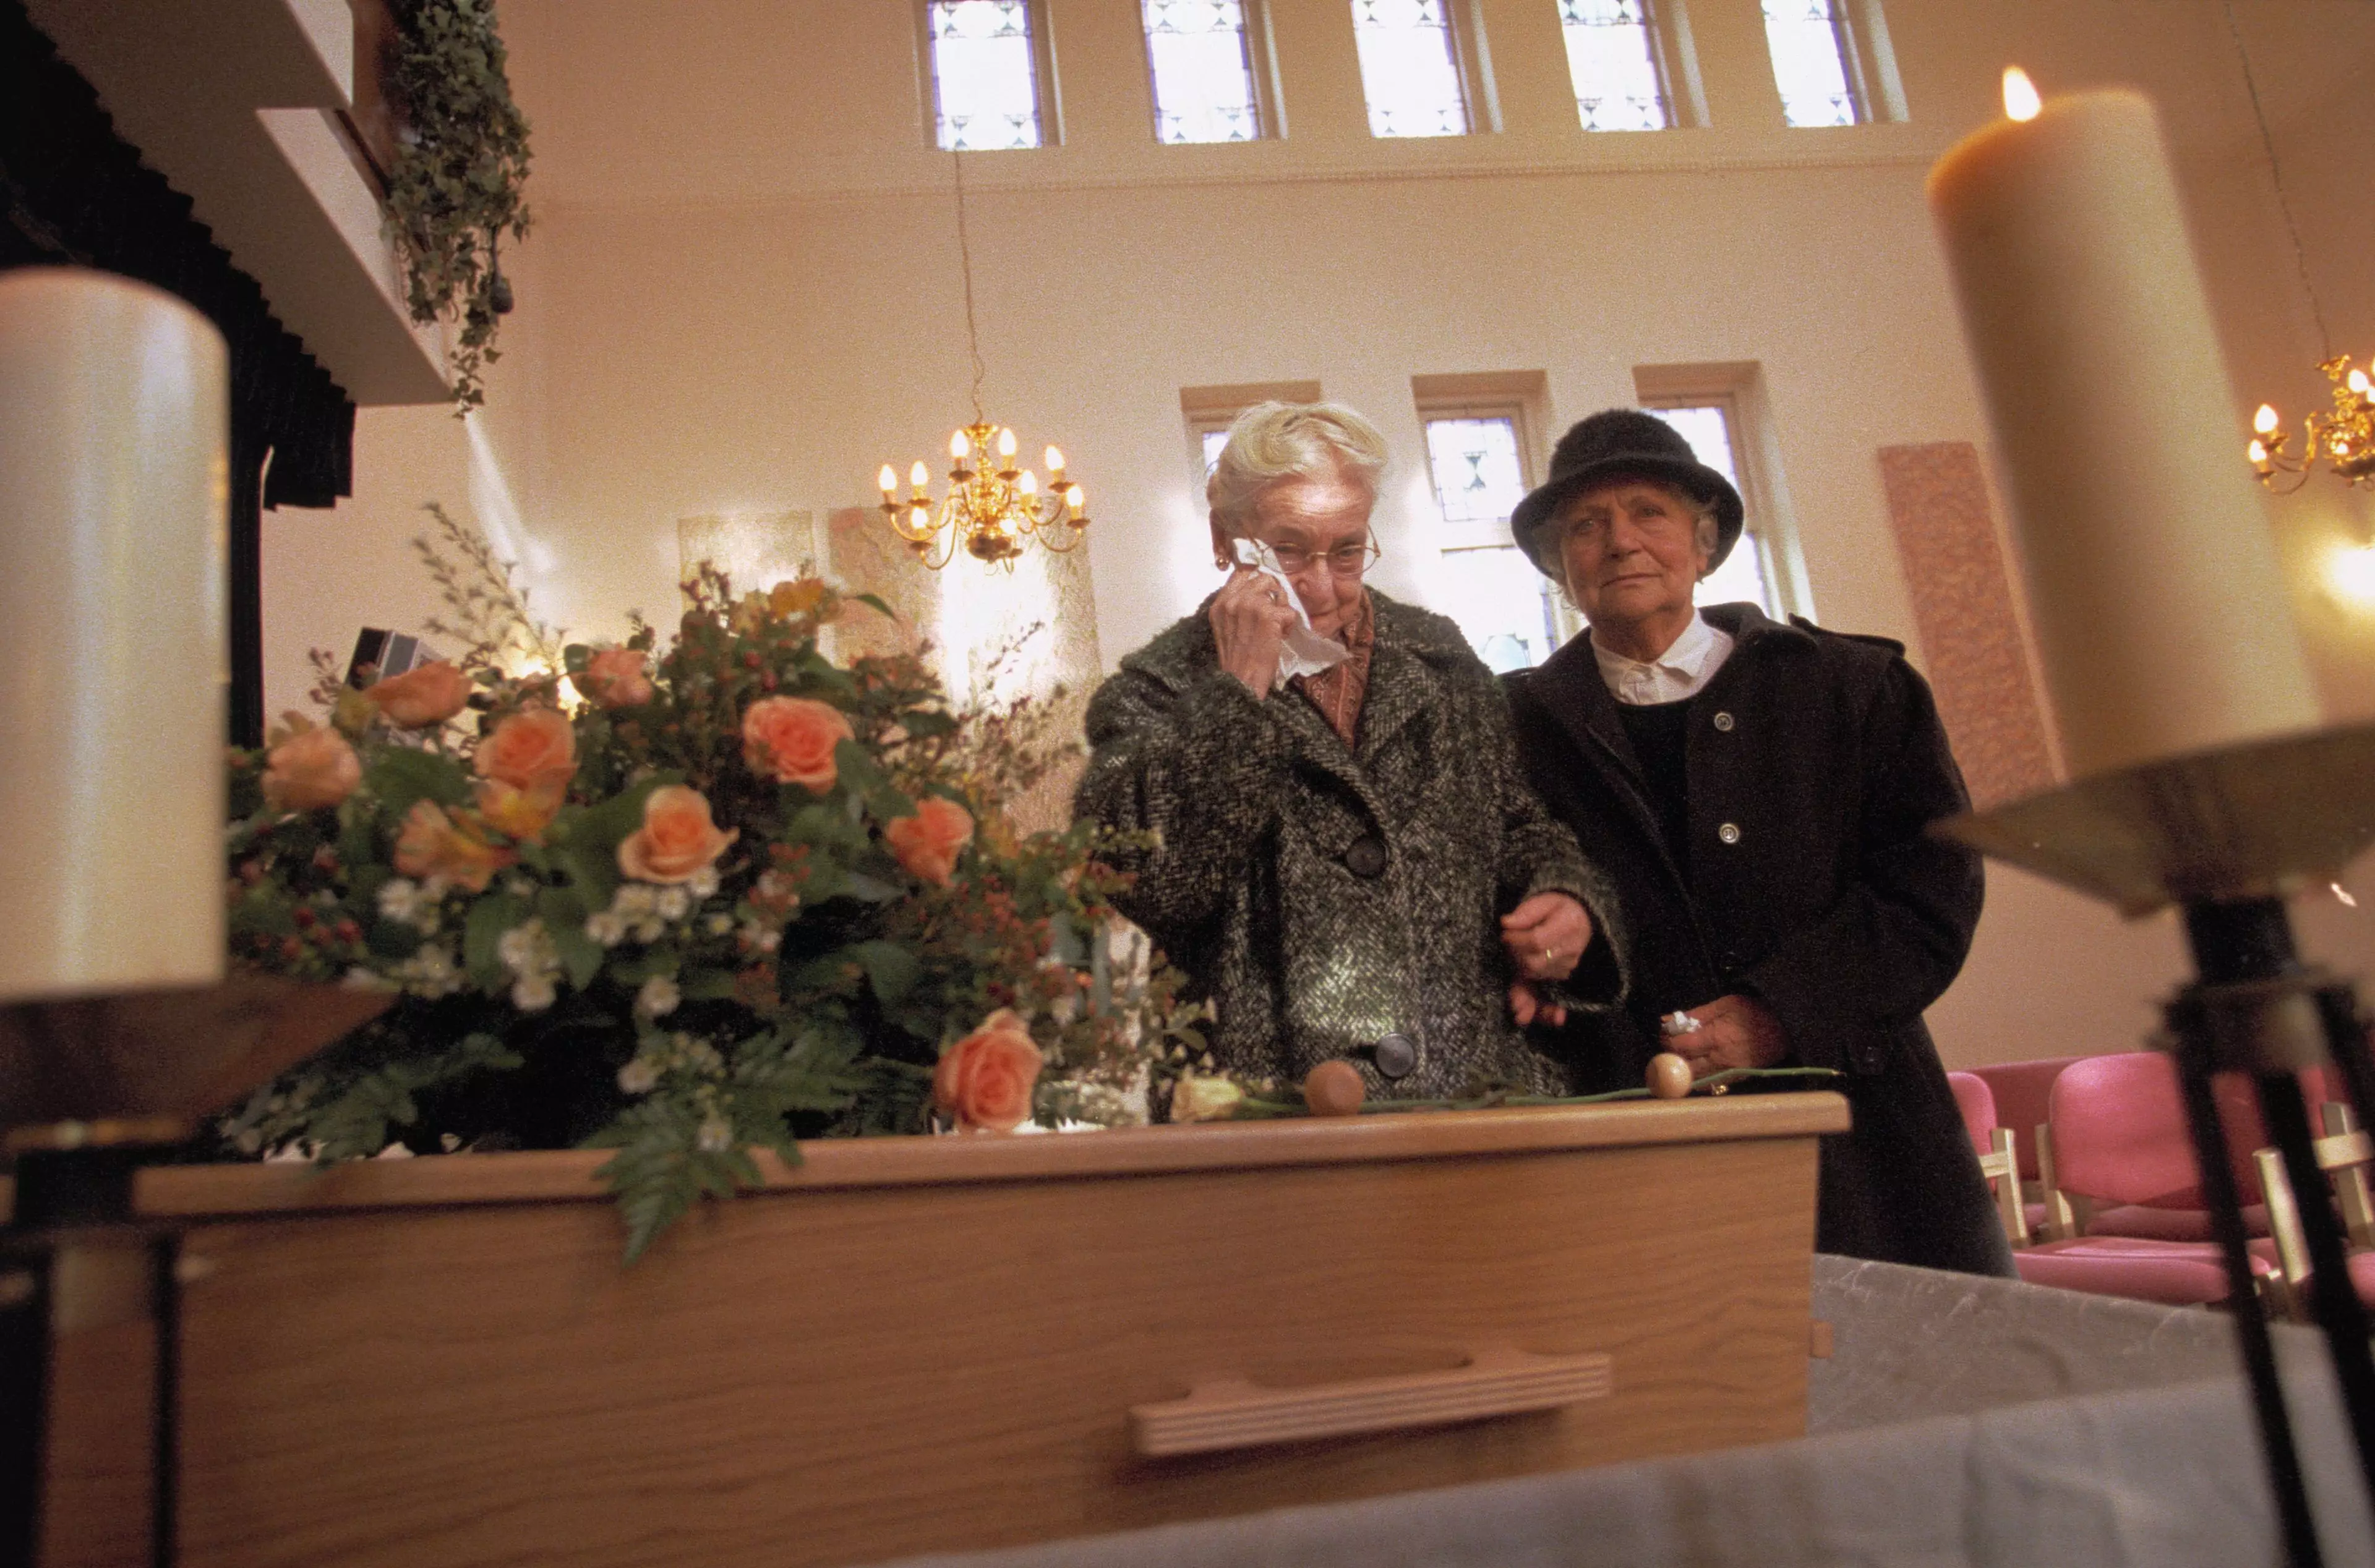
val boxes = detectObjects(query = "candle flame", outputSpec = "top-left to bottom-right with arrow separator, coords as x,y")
2249,438 -> 2269,464
997,427 -> 1019,459
877,464 -> 897,493
2254,403 -> 2281,435
951,430 -> 970,459
1017,469 -> 1038,497
1045,445 -> 1065,474
909,460 -> 930,488
2002,67 -> 2041,122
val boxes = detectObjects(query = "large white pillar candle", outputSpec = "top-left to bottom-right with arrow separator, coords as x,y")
0,268 -> 228,1001
1927,86 -> 2320,780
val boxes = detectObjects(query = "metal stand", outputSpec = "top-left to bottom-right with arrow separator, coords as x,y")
1935,720 -> 2375,1567
0,1131 -> 187,1568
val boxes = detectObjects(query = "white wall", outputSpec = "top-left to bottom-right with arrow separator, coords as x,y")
263,0 -> 2375,1068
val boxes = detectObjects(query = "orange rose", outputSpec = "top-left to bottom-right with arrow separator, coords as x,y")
392,799 -> 514,892
885,796 -> 974,888
617,785 -> 739,884
364,661 -> 471,728
476,707 -> 577,793
262,721 -> 361,811
767,577 -> 829,619
933,1010 -> 1044,1133
474,778 -> 565,844
742,696 -> 852,791
580,647 -> 653,709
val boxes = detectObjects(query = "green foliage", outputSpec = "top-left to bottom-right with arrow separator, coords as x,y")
385,0 -> 532,412
223,525 -> 1204,1262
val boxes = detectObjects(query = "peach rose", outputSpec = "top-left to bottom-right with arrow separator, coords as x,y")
580,647 -> 653,709
742,696 -> 853,791
262,721 -> 362,811
933,1009 -> 1044,1133
767,577 -> 829,619
885,796 -> 975,888
476,707 -> 577,793
617,785 -> 740,884
474,778 -> 565,844
392,799 -> 514,892
364,661 -> 471,728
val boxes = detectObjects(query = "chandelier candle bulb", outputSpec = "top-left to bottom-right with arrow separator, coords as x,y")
997,427 -> 1018,459
1045,446 -> 1065,479
878,464 -> 898,498
1925,82 -> 2321,778
1017,470 -> 1038,498
0,268 -> 229,1000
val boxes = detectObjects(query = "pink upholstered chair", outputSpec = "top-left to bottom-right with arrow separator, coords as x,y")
1968,1055 -> 2086,1237
1948,1071 -> 2031,1249
2015,1052 -> 2278,1307
2254,1101 -> 2375,1320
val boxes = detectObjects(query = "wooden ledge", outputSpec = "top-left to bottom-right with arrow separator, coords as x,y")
129,1094 -> 1849,1220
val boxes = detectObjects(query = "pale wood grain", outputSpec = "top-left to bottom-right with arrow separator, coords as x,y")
38,1102 -> 1837,1566
1130,1348 -> 1613,1457
134,1094 -> 1851,1217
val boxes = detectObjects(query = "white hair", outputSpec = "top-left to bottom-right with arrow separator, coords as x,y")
1206,401 -> 1389,537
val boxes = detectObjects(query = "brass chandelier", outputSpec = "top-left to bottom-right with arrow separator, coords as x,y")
2227,2 -> 2375,493
876,152 -> 1088,569
2249,362 -> 2375,493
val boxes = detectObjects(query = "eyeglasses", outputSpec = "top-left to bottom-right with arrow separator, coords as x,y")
1267,536 -> 1382,577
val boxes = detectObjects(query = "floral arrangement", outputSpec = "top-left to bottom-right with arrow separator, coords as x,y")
223,506 -> 1205,1258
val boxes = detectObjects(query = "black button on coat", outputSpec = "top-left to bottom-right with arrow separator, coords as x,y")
1505,603 -> 2014,1277
1077,591 -> 1627,1099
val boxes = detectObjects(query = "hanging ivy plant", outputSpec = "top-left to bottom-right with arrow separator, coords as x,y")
385,0 -> 532,414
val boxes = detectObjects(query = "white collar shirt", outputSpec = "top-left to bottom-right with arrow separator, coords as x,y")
1590,611 -> 1736,706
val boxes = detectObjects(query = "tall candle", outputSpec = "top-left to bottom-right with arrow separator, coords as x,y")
0,268 -> 228,1001
1926,85 -> 2320,780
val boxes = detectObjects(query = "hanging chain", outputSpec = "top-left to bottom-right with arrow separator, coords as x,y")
954,150 -> 988,424
2227,0 -> 2330,359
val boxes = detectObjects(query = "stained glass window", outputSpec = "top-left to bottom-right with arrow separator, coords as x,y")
1761,0 -> 1860,128
1145,1 -> 1262,144
1350,0 -> 1471,140
929,1 -> 1043,151
1559,0 -> 1671,132
1646,404 -> 1776,613
1423,416 -> 1563,671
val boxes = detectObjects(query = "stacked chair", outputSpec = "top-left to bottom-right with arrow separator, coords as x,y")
1959,1050 -> 2375,1314
1993,1052 -> 2283,1306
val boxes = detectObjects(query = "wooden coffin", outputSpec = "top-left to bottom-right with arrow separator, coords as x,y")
49,1094 -> 1848,1567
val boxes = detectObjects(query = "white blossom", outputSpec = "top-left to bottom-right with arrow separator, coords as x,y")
584,911 -> 628,947
616,1057 -> 661,1095
654,886 -> 690,922
704,913 -> 734,936
696,1116 -> 733,1153
687,866 -> 721,900
635,975 -> 681,1020
511,975 -> 558,1012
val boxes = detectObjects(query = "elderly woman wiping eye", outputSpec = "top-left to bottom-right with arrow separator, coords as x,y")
1074,401 -> 1626,1101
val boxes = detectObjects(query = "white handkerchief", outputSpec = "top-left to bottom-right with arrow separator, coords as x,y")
1233,538 -> 1350,684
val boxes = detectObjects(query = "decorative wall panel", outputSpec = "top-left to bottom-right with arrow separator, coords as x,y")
1877,441 -> 2057,809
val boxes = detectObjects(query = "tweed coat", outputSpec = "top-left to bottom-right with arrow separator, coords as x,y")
1504,603 -> 2014,1276
1076,590 -> 1626,1099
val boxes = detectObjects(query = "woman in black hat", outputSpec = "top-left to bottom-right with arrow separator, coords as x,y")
1502,409 -> 2013,1276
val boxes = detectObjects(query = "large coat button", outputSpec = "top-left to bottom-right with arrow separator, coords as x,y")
1712,710 -> 1735,731
1344,835 -> 1389,878
1372,1033 -> 1419,1080
1718,822 -> 1742,845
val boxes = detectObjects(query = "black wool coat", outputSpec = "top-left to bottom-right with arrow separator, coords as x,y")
1076,590 -> 1626,1100
1505,603 -> 2014,1277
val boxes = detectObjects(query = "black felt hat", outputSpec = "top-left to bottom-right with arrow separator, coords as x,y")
1509,409 -> 1745,576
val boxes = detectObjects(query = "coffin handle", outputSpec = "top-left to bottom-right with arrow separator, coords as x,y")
1128,1347 -> 1612,1457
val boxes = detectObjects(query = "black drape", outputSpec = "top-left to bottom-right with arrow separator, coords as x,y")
1,0 -> 358,746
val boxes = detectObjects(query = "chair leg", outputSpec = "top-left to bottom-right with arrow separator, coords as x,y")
2034,1123 -> 2081,1241
1989,1128 -> 2031,1248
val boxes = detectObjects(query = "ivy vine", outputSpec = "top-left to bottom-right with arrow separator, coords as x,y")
385,0 -> 532,414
